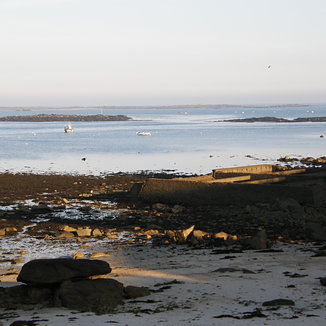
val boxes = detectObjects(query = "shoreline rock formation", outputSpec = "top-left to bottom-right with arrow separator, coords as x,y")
0,258 -> 149,314
220,116 -> 326,123
0,114 -> 132,122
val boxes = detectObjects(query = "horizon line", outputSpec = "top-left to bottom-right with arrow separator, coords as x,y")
0,103 -> 317,110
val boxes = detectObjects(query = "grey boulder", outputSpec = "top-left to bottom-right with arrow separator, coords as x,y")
17,258 -> 111,285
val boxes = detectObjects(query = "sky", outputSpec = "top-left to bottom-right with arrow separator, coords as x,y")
0,0 -> 325,106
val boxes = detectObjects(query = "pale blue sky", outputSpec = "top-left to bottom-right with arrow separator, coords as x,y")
0,0 -> 325,106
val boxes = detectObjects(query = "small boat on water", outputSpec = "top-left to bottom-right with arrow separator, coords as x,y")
64,124 -> 74,133
136,131 -> 151,136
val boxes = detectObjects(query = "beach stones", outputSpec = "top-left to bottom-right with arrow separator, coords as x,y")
58,279 -> 124,313
262,299 -> 295,307
0,284 -> 54,308
59,225 -> 77,233
9,258 -> 150,313
320,277 -> 326,286
240,228 -> 269,250
124,285 -> 151,299
17,258 -> 111,285
76,227 -> 92,237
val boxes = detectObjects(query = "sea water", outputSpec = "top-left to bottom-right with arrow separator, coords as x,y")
0,104 -> 325,175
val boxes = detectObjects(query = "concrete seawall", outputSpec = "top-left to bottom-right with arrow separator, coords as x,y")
137,178 -> 316,206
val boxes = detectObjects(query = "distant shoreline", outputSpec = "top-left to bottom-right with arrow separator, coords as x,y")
0,114 -> 132,122
220,116 -> 326,123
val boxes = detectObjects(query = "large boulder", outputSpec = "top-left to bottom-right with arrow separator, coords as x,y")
57,278 -> 124,313
0,285 -> 54,309
17,259 -> 111,285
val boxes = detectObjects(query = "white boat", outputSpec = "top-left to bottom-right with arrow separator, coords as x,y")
136,131 -> 151,136
64,124 -> 74,133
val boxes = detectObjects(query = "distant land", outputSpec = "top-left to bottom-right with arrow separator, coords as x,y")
0,104 -> 312,111
221,116 -> 326,123
0,114 -> 132,122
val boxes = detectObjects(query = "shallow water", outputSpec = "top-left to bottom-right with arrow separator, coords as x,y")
0,104 -> 325,175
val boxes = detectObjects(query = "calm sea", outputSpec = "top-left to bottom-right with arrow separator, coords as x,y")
0,104 -> 325,175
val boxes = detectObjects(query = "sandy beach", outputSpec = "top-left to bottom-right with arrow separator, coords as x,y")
1,241 -> 326,325
1,169 -> 326,325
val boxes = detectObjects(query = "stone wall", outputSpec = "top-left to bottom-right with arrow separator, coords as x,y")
213,164 -> 275,177
137,178 -> 315,206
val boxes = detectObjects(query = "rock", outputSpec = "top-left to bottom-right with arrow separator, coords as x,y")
301,156 -> 315,164
165,230 -> 177,242
77,227 -> 92,237
31,203 -> 53,213
5,227 -> 18,232
17,258 -> 111,285
72,251 -> 84,259
57,278 -> 124,314
124,285 -> 150,299
214,232 -> 229,240
171,205 -> 184,214
179,225 -> 195,242
320,277 -> 326,286
59,225 -> 77,233
316,156 -> 326,163
0,284 -> 54,308
165,225 -> 195,243
92,228 -> 103,237
57,232 -> 75,239
241,228 -> 269,250
262,298 -> 295,306
12,257 -> 24,264
107,232 -> 118,239
213,267 -> 255,274
313,250 -> 326,257
90,252 -> 109,258
192,230 -> 209,241
144,229 -> 160,236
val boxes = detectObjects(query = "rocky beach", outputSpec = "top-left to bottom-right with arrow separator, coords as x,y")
1,163 -> 326,325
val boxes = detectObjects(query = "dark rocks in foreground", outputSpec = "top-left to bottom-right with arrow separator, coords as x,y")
0,114 -> 132,122
262,298 -> 295,306
0,258 -> 149,314
17,258 -> 111,285
58,278 -> 124,314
